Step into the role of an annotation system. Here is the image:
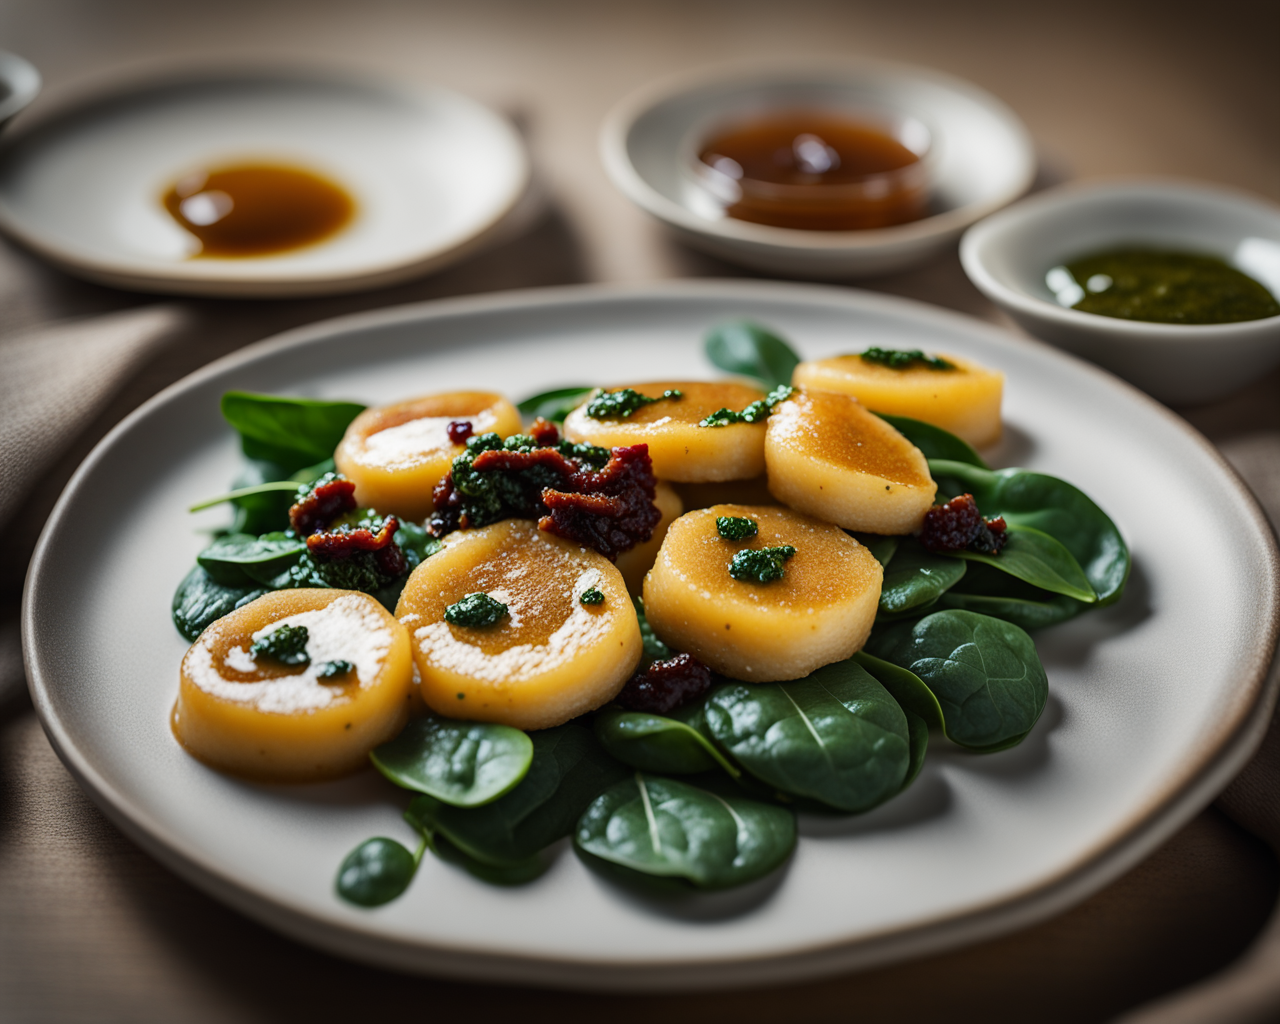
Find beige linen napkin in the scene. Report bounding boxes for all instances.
[0,304,191,531]
[0,304,190,705]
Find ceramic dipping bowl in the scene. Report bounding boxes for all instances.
[961,179,1280,405]
[0,51,41,131]
[601,61,1035,279]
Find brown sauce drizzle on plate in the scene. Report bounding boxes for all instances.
[163,163,355,258]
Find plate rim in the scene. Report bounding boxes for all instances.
[599,58,1037,254]
[0,64,531,297]
[22,279,1280,989]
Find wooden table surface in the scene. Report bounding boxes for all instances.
[1,1,1277,1020]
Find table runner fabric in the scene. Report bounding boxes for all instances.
[3,305,1278,1021]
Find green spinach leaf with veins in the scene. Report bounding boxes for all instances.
[929,459,1130,606]
[221,391,365,473]
[877,536,967,615]
[196,532,306,587]
[703,321,801,391]
[705,659,911,813]
[867,609,1048,751]
[371,716,534,807]
[952,524,1096,603]
[575,773,796,888]
[171,567,266,642]
[593,704,740,777]
[404,722,628,868]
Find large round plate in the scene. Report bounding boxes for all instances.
[23,282,1279,990]
[0,69,528,297]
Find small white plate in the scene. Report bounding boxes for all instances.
[0,69,529,297]
[23,282,1279,990]
[601,62,1035,278]
[961,178,1280,405]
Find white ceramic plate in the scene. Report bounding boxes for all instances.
[0,70,529,297]
[601,62,1035,278]
[23,282,1278,991]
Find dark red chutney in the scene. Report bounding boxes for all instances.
[289,474,407,575]
[429,419,661,561]
[919,493,1007,555]
[615,653,713,715]
[289,475,357,536]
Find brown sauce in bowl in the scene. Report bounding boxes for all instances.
[163,163,355,258]
[695,111,929,231]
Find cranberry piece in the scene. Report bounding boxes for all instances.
[615,653,713,715]
[446,420,474,445]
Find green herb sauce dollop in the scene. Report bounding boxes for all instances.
[859,348,955,371]
[584,388,682,419]
[699,385,794,428]
[249,624,310,665]
[716,516,759,540]
[1048,248,1279,325]
[729,545,796,583]
[445,592,510,627]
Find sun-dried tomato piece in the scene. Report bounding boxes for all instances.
[615,653,713,715]
[446,420,474,445]
[919,493,1008,554]
[539,444,660,561]
[306,516,403,573]
[289,476,357,536]
[528,417,560,447]
[471,445,579,482]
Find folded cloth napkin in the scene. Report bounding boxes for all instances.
[0,304,190,705]
[0,304,191,531]
[1,307,1277,1020]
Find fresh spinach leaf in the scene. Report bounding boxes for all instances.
[850,532,900,569]
[190,459,334,538]
[371,716,534,807]
[851,650,945,730]
[575,773,796,888]
[867,609,1048,750]
[171,566,265,641]
[335,835,424,907]
[953,524,1096,603]
[221,391,365,473]
[936,589,1086,631]
[403,801,545,885]
[879,537,967,615]
[901,710,930,790]
[405,723,628,867]
[705,660,911,813]
[633,596,672,665]
[874,413,989,468]
[196,532,306,587]
[703,321,800,391]
[594,705,740,778]
[929,459,1130,606]
[516,386,594,423]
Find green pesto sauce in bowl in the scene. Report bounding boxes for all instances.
[1046,248,1280,325]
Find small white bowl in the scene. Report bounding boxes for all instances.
[961,179,1280,404]
[0,51,40,130]
[600,60,1035,279]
